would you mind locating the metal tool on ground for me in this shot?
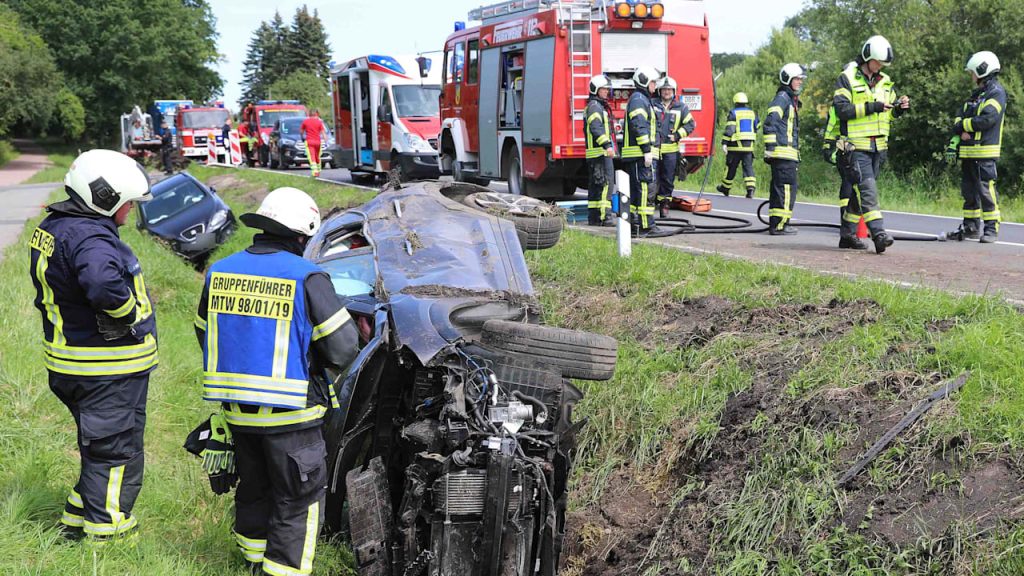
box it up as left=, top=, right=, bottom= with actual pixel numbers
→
left=836, top=372, right=969, bottom=487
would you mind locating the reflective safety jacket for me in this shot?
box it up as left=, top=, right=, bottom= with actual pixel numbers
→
left=655, top=97, right=696, bottom=155
left=585, top=96, right=616, bottom=159
left=823, top=106, right=840, bottom=149
left=29, top=200, right=158, bottom=378
left=623, top=89, right=657, bottom=160
left=954, top=76, right=1007, bottom=160
left=196, top=237, right=358, bottom=432
left=833, top=66, right=904, bottom=152
left=723, top=105, right=759, bottom=152
left=763, top=86, right=801, bottom=162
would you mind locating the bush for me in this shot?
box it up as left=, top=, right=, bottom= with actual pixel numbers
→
left=50, top=88, right=85, bottom=142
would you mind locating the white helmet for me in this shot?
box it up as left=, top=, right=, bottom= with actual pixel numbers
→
left=632, top=66, right=661, bottom=90
left=861, top=35, right=894, bottom=66
left=241, top=187, right=321, bottom=237
left=589, top=74, right=611, bottom=95
left=966, top=51, right=1000, bottom=79
left=779, top=63, right=806, bottom=86
left=658, top=76, right=677, bottom=93
left=64, top=149, right=152, bottom=217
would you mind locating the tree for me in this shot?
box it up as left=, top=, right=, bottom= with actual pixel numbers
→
left=268, top=70, right=332, bottom=122
left=712, top=53, right=749, bottom=75
left=7, top=0, right=223, bottom=142
left=281, top=6, right=331, bottom=80
left=240, top=22, right=276, bottom=107
left=0, top=4, right=62, bottom=137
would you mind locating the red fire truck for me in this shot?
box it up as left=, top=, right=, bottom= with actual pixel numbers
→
left=175, top=103, right=231, bottom=160
left=439, top=0, right=714, bottom=197
left=245, top=100, right=308, bottom=166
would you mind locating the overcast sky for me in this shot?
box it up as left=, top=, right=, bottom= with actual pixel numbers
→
left=209, top=0, right=807, bottom=107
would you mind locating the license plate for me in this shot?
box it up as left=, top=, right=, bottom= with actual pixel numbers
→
left=682, top=95, right=702, bottom=111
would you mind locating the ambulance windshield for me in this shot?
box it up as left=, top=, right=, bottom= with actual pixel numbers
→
left=392, top=85, right=441, bottom=118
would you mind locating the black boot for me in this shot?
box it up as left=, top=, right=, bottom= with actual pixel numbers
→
left=658, top=200, right=670, bottom=218
left=962, top=218, right=982, bottom=240
left=717, top=184, right=730, bottom=197
left=587, top=209, right=602, bottom=226
left=839, top=236, right=868, bottom=250
left=745, top=187, right=755, bottom=199
left=872, top=231, right=894, bottom=254
left=981, top=222, right=998, bottom=244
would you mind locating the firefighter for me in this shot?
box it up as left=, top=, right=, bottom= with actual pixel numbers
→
left=823, top=61, right=863, bottom=248
left=717, top=92, right=759, bottom=199
left=654, top=76, right=695, bottom=216
left=300, top=110, right=327, bottom=177
left=30, top=149, right=157, bottom=543
left=194, top=187, right=358, bottom=575
left=624, top=66, right=672, bottom=237
left=763, top=63, right=805, bottom=235
left=947, top=51, right=1006, bottom=244
left=585, top=74, right=616, bottom=226
left=160, top=121, right=174, bottom=175
left=833, top=35, right=910, bottom=254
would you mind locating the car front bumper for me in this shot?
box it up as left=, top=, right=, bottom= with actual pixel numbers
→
left=396, top=152, right=440, bottom=179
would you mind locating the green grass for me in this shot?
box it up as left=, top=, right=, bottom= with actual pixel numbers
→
left=23, top=141, right=82, bottom=184
left=2, top=166, right=1023, bottom=574
left=0, top=140, right=18, bottom=169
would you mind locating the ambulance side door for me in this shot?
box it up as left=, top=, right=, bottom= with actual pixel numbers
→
left=376, top=84, right=394, bottom=171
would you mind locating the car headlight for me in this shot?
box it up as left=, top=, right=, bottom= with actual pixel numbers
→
left=281, top=138, right=296, bottom=146
left=209, top=209, right=229, bottom=230
left=405, top=132, right=432, bottom=153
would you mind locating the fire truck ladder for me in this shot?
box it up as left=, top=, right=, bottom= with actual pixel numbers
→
left=558, top=1, right=605, bottom=143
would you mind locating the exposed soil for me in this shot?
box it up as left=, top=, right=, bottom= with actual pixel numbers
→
left=562, top=294, right=1024, bottom=575
left=204, top=173, right=269, bottom=207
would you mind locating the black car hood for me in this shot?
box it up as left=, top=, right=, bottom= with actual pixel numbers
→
left=311, top=182, right=537, bottom=364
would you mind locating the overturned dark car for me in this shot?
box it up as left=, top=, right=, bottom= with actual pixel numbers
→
left=305, top=181, right=616, bottom=575
left=136, top=172, right=236, bottom=263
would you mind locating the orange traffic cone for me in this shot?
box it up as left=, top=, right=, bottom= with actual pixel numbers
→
left=856, top=216, right=869, bottom=239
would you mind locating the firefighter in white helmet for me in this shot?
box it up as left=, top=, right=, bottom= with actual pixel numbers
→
left=623, top=66, right=672, bottom=237
left=31, top=149, right=156, bottom=544
left=763, top=63, right=806, bottom=235
left=654, top=76, right=696, bottom=216
left=194, top=187, right=358, bottom=574
left=718, top=92, right=759, bottom=199
left=585, top=74, right=617, bottom=226
left=833, top=35, right=910, bottom=253
left=823, top=61, right=860, bottom=243
left=946, top=51, right=1006, bottom=243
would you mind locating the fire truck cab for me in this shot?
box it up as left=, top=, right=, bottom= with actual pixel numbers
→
left=247, top=101, right=308, bottom=166
left=330, top=54, right=443, bottom=181
left=439, top=0, right=713, bottom=197
left=175, top=102, right=231, bottom=160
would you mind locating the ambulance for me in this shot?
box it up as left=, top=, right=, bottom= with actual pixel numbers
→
left=329, top=54, right=443, bottom=181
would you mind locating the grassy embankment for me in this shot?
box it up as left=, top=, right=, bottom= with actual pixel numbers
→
left=0, top=164, right=1022, bottom=574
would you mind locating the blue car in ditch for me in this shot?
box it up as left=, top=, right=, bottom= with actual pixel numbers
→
left=303, top=180, right=618, bottom=576
left=136, top=172, right=236, bottom=263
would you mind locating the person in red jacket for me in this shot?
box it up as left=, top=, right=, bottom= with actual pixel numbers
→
left=300, top=110, right=327, bottom=177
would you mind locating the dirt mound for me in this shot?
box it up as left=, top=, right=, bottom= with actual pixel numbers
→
left=563, top=296, right=1024, bottom=574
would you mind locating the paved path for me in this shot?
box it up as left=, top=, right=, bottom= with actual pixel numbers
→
left=0, top=141, right=57, bottom=260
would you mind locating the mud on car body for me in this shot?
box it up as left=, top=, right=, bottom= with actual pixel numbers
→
left=304, top=181, right=616, bottom=575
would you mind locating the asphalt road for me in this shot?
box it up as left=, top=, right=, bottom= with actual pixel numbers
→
left=0, top=183, right=58, bottom=260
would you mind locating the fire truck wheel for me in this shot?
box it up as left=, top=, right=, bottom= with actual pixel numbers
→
left=506, top=149, right=524, bottom=196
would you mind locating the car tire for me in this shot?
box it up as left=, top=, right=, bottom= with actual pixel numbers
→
left=481, top=320, right=618, bottom=381
left=461, top=192, right=564, bottom=250
left=279, top=151, right=289, bottom=170
left=269, top=149, right=279, bottom=169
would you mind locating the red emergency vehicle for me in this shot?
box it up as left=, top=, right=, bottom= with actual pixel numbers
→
left=245, top=100, right=308, bottom=166
left=175, top=103, right=231, bottom=159
left=439, top=0, right=714, bottom=197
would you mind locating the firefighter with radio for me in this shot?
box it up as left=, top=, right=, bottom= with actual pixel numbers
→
left=763, top=63, right=805, bottom=235
left=30, top=150, right=157, bottom=544
left=717, top=92, right=759, bottom=199
left=947, top=51, right=1006, bottom=244
left=624, top=66, right=672, bottom=238
left=654, top=76, right=696, bottom=216
left=823, top=62, right=860, bottom=247
left=585, top=74, right=617, bottom=226
left=833, top=35, right=910, bottom=254
left=194, top=187, right=358, bottom=574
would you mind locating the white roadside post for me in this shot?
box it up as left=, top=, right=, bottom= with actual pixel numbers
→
left=614, top=169, right=631, bottom=257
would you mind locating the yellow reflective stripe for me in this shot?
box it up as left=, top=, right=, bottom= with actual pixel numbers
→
left=45, top=351, right=158, bottom=376
left=595, top=134, right=609, bottom=145
left=843, top=211, right=862, bottom=223
left=834, top=88, right=852, bottom=100
left=587, top=112, right=602, bottom=124
left=44, top=334, right=156, bottom=361
left=68, top=489, right=84, bottom=509
left=863, top=210, right=882, bottom=222
left=636, top=136, right=650, bottom=144
left=235, top=531, right=267, bottom=552
left=104, top=295, right=137, bottom=319
left=312, top=308, right=352, bottom=341
left=222, top=405, right=326, bottom=428
left=133, top=273, right=152, bottom=320
left=839, top=198, right=849, bottom=208
left=84, top=465, right=136, bottom=536
left=766, top=146, right=799, bottom=160
left=194, top=314, right=207, bottom=331
left=682, top=113, right=694, bottom=124
left=204, top=372, right=308, bottom=392
left=61, top=511, right=84, bottom=527
left=766, top=106, right=783, bottom=118
left=963, top=118, right=974, bottom=133
left=855, top=103, right=865, bottom=118
left=959, top=145, right=1000, bottom=158
left=207, top=311, right=219, bottom=372
left=763, top=134, right=778, bottom=143
left=36, top=253, right=66, bottom=346
left=272, top=319, right=290, bottom=379
left=628, top=108, right=648, bottom=119
left=981, top=99, right=1002, bottom=114
left=963, top=209, right=982, bottom=218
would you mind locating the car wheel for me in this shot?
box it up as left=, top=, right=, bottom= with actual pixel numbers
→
left=269, top=148, right=279, bottom=169
left=461, top=192, right=564, bottom=250
left=259, top=146, right=269, bottom=167
left=481, top=320, right=618, bottom=381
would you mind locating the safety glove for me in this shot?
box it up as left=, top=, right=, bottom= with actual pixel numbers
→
left=945, top=136, right=960, bottom=165
left=95, top=310, right=140, bottom=341
left=201, top=413, right=237, bottom=495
